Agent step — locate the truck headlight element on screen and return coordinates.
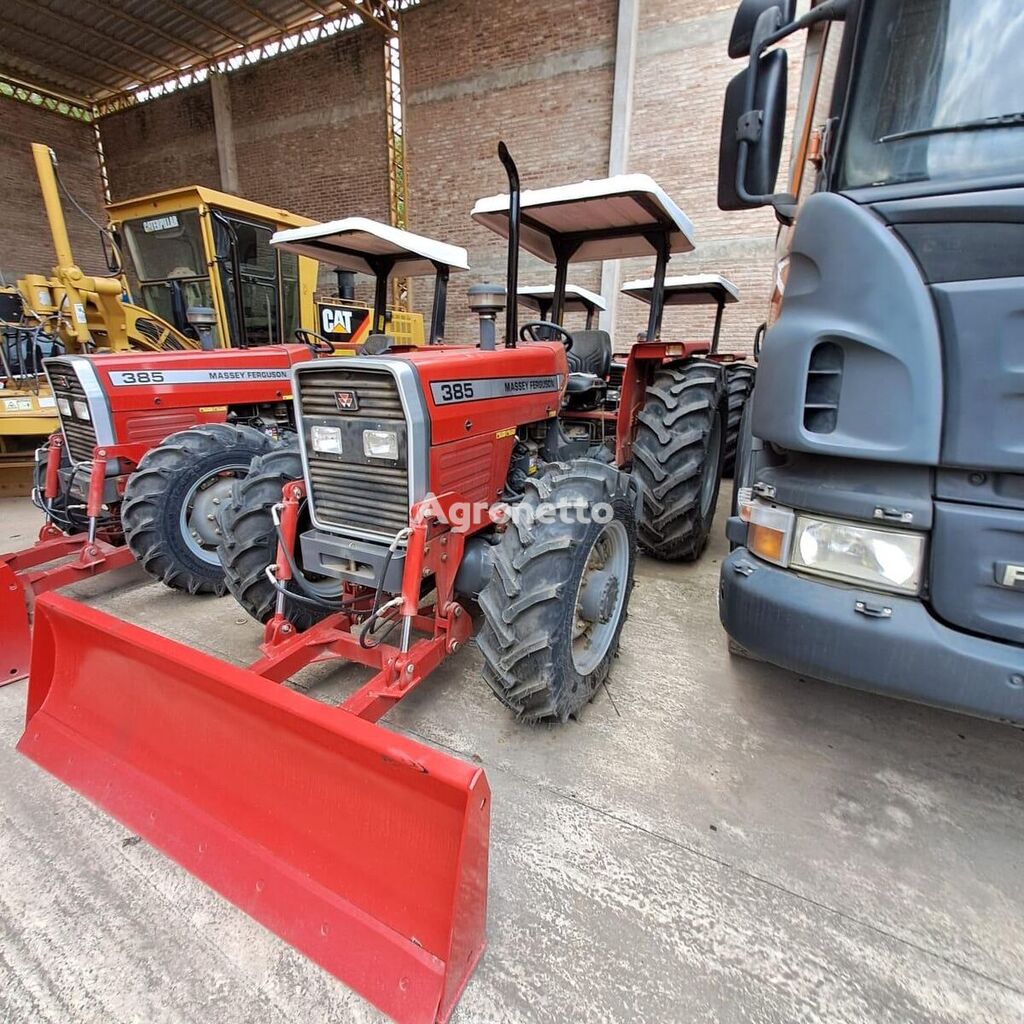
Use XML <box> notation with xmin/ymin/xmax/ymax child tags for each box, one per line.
<box><xmin>56</xmin><ymin>396</ymin><xmax>72</xmax><ymax>417</ymax></box>
<box><xmin>311</xmin><ymin>425</ymin><xmax>342</xmax><ymax>454</ymax></box>
<box><xmin>72</xmin><ymin>399</ymin><xmax>90</xmax><ymax>421</ymax></box>
<box><xmin>791</xmin><ymin>515</ymin><xmax>924</xmax><ymax>594</ymax></box>
<box><xmin>363</xmin><ymin>429</ymin><xmax>398</xmax><ymax>460</ymax></box>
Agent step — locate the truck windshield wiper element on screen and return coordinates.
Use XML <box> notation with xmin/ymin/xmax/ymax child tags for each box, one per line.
<box><xmin>879</xmin><ymin>111</ymin><xmax>1024</xmax><ymax>143</ymax></box>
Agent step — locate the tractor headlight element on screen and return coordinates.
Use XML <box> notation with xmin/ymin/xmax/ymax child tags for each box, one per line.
<box><xmin>72</xmin><ymin>399</ymin><xmax>90</xmax><ymax>421</ymax></box>
<box><xmin>362</xmin><ymin>429</ymin><xmax>398</xmax><ymax>460</ymax></box>
<box><xmin>56</xmin><ymin>396</ymin><xmax>72</xmax><ymax>417</ymax></box>
<box><xmin>791</xmin><ymin>515</ymin><xmax>924</xmax><ymax>594</ymax></box>
<box><xmin>311</xmin><ymin>425</ymin><xmax>343</xmax><ymax>454</ymax></box>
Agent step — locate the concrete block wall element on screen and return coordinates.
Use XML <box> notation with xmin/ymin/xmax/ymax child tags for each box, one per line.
<box><xmin>0</xmin><ymin>97</ymin><xmax>108</xmax><ymax>281</ymax></box>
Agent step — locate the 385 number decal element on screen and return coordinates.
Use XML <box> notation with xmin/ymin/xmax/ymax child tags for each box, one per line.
<box><xmin>116</xmin><ymin>370</ymin><xmax>165</xmax><ymax>385</ymax></box>
<box><xmin>438</xmin><ymin>381</ymin><xmax>475</xmax><ymax>402</ymax></box>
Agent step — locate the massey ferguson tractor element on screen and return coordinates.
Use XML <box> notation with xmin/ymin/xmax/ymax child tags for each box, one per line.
<box><xmin>619</xmin><ymin>273</ymin><xmax>754</xmax><ymax>476</ymax></box>
<box><xmin>16</xmin><ymin>144</ymin><xmax>643</xmax><ymax>1024</ymax></box>
<box><xmin>471</xmin><ymin>174</ymin><xmax>733</xmax><ymax>560</ymax></box>
<box><xmin>717</xmin><ymin>0</ymin><xmax>1023</xmax><ymax>721</ymax></box>
<box><xmin>1</xmin><ymin>203</ymin><xmax>436</xmax><ymax>684</ymax></box>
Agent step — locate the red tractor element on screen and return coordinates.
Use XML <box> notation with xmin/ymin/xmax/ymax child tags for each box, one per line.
<box><xmin>471</xmin><ymin>172</ymin><xmax>737</xmax><ymax>560</ymax></box>
<box><xmin>1</xmin><ymin>220</ymin><xmax>467</xmax><ymax>684</ymax></box>
<box><xmin>17</xmin><ymin>143</ymin><xmax>641</xmax><ymax>1024</ymax></box>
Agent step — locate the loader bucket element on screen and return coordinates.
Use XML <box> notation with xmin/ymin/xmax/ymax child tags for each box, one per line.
<box><xmin>18</xmin><ymin>593</ymin><xmax>490</xmax><ymax>1024</ymax></box>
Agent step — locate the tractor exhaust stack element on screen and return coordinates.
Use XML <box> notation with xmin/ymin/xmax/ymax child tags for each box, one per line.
<box><xmin>498</xmin><ymin>141</ymin><xmax>520</xmax><ymax>348</ymax></box>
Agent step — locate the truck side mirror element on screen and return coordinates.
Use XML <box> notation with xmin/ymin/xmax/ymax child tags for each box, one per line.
<box><xmin>728</xmin><ymin>0</ymin><xmax>796</xmax><ymax>58</ymax></box>
<box><xmin>717</xmin><ymin>48</ymin><xmax>788</xmax><ymax>212</ymax></box>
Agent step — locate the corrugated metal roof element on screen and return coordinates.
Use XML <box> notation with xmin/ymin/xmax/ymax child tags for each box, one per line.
<box><xmin>0</xmin><ymin>0</ymin><xmax>393</xmax><ymax>107</ymax></box>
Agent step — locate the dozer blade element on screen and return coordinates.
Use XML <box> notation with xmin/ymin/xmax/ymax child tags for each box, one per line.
<box><xmin>0</xmin><ymin>560</ymin><xmax>30</xmax><ymax>684</ymax></box>
<box><xmin>18</xmin><ymin>593</ymin><xmax>490</xmax><ymax>1024</ymax></box>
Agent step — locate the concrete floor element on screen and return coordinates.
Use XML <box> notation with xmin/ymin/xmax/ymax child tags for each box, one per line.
<box><xmin>1</xmin><ymin>489</ymin><xmax>1023</xmax><ymax>1024</ymax></box>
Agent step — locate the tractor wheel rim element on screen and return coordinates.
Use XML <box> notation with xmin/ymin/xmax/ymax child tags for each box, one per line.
<box><xmin>571</xmin><ymin>518</ymin><xmax>629</xmax><ymax>676</ymax></box>
<box><xmin>181</xmin><ymin>466</ymin><xmax>249</xmax><ymax>563</ymax></box>
<box><xmin>700</xmin><ymin>412</ymin><xmax>723</xmax><ymax>518</ymax></box>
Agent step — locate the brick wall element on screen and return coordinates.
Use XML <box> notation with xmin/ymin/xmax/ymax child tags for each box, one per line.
<box><xmin>403</xmin><ymin>0</ymin><xmax>618</xmax><ymax>344</ymax></box>
<box><xmin>0</xmin><ymin>97</ymin><xmax>108</xmax><ymax>281</ymax></box>
<box><xmin>400</xmin><ymin>0</ymin><xmax>806</xmax><ymax>351</ymax></box>
<box><xmin>84</xmin><ymin>1</ymin><xmax>803</xmax><ymax>350</ymax></box>
<box><xmin>100</xmin><ymin>88</ymin><xmax>220</xmax><ymax>202</ymax></box>
<box><xmin>228</xmin><ymin>28</ymin><xmax>390</xmax><ymax>226</ymax></box>
<box><xmin>98</xmin><ymin>27</ymin><xmax>388</xmax><ymax>223</ymax></box>
<box><xmin>616</xmin><ymin>0</ymin><xmax>805</xmax><ymax>353</ymax></box>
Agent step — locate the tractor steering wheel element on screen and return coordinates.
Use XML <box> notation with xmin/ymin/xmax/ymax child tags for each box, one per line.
<box><xmin>294</xmin><ymin>329</ymin><xmax>336</xmax><ymax>356</ymax></box>
<box><xmin>519</xmin><ymin>321</ymin><xmax>573</xmax><ymax>349</ymax></box>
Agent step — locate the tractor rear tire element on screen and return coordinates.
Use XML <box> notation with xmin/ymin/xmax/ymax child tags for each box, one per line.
<box><xmin>477</xmin><ymin>460</ymin><xmax>638</xmax><ymax>724</ymax></box>
<box><xmin>723</xmin><ymin>363</ymin><xmax>756</xmax><ymax>478</ymax></box>
<box><xmin>217</xmin><ymin>444</ymin><xmax>340</xmax><ymax>631</ymax></box>
<box><xmin>123</xmin><ymin>423</ymin><xmax>273</xmax><ymax>595</ymax></box>
<box><xmin>632</xmin><ymin>359</ymin><xmax>727</xmax><ymax>562</ymax></box>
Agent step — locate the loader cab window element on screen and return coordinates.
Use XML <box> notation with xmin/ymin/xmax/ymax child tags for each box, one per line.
<box><xmin>215</xmin><ymin>214</ymin><xmax>301</xmax><ymax>347</ymax></box>
<box><xmin>121</xmin><ymin>210</ymin><xmax>221</xmax><ymax>346</ymax></box>
<box><xmin>838</xmin><ymin>0</ymin><xmax>1024</xmax><ymax>190</ymax></box>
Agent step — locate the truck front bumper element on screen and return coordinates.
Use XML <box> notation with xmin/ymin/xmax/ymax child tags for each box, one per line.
<box><xmin>720</xmin><ymin>548</ymin><xmax>1024</xmax><ymax>725</ymax></box>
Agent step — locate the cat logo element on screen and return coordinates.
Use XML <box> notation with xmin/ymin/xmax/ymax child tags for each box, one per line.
<box><xmin>317</xmin><ymin>302</ymin><xmax>371</xmax><ymax>345</ymax></box>
<box><xmin>335</xmin><ymin>389</ymin><xmax>359</xmax><ymax>412</ymax></box>
<box><xmin>321</xmin><ymin>307</ymin><xmax>354</xmax><ymax>334</ymax></box>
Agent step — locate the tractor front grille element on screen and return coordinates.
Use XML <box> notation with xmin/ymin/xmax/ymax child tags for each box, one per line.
<box><xmin>45</xmin><ymin>358</ymin><xmax>98</xmax><ymax>464</ymax></box>
<box><xmin>297</xmin><ymin>365</ymin><xmax>411</xmax><ymax>537</ymax></box>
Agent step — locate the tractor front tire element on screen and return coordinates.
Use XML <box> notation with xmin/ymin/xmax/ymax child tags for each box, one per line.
<box><xmin>217</xmin><ymin>444</ymin><xmax>339</xmax><ymax>631</ymax></box>
<box><xmin>723</xmin><ymin>363</ymin><xmax>756</xmax><ymax>477</ymax></box>
<box><xmin>123</xmin><ymin>423</ymin><xmax>273</xmax><ymax>595</ymax></box>
<box><xmin>632</xmin><ymin>359</ymin><xmax>727</xmax><ymax>561</ymax></box>
<box><xmin>477</xmin><ymin>460</ymin><xmax>638</xmax><ymax>724</ymax></box>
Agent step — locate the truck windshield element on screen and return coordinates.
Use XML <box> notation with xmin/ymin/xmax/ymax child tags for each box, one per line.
<box><xmin>838</xmin><ymin>0</ymin><xmax>1024</xmax><ymax>189</ymax></box>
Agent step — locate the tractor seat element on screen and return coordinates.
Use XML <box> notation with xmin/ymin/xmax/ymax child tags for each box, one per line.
<box><xmin>360</xmin><ymin>333</ymin><xmax>393</xmax><ymax>355</ymax></box>
<box><xmin>566</xmin><ymin>329</ymin><xmax>612</xmax><ymax>379</ymax></box>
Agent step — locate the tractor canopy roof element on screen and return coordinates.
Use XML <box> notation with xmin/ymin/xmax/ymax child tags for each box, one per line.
<box><xmin>621</xmin><ymin>274</ymin><xmax>739</xmax><ymax>307</ymax></box>
<box><xmin>471</xmin><ymin>175</ymin><xmax>695</xmax><ymax>263</ymax></box>
<box><xmin>270</xmin><ymin>218</ymin><xmax>470</xmax><ymax>277</ymax></box>
<box><xmin>518</xmin><ymin>284</ymin><xmax>606</xmax><ymax>314</ymax></box>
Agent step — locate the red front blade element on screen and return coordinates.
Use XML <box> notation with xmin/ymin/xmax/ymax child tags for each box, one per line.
<box><xmin>18</xmin><ymin>593</ymin><xmax>489</xmax><ymax>1024</ymax></box>
<box><xmin>0</xmin><ymin>559</ymin><xmax>30</xmax><ymax>684</ymax></box>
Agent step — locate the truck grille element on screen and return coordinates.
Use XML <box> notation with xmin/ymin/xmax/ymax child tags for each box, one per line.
<box><xmin>45</xmin><ymin>358</ymin><xmax>98</xmax><ymax>464</ymax></box>
<box><xmin>297</xmin><ymin>366</ymin><xmax>411</xmax><ymax>536</ymax></box>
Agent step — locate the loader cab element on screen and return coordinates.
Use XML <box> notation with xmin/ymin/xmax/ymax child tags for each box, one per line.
<box><xmin>620</xmin><ymin>275</ymin><xmax>739</xmax><ymax>353</ymax></box>
<box><xmin>270</xmin><ymin>217</ymin><xmax>469</xmax><ymax>351</ymax></box>
<box><xmin>108</xmin><ymin>187</ymin><xmax>319</xmax><ymax>350</ymax></box>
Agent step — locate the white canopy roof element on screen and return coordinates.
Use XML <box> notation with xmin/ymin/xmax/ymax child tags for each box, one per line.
<box><xmin>621</xmin><ymin>274</ymin><xmax>740</xmax><ymax>307</ymax></box>
<box><xmin>271</xmin><ymin>217</ymin><xmax>469</xmax><ymax>276</ymax></box>
<box><xmin>471</xmin><ymin>175</ymin><xmax>696</xmax><ymax>264</ymax></box>
<box><xmin>517</xmin><ymin>284</ymin><xmax>606</xmax><ymax>313</ymax></box>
